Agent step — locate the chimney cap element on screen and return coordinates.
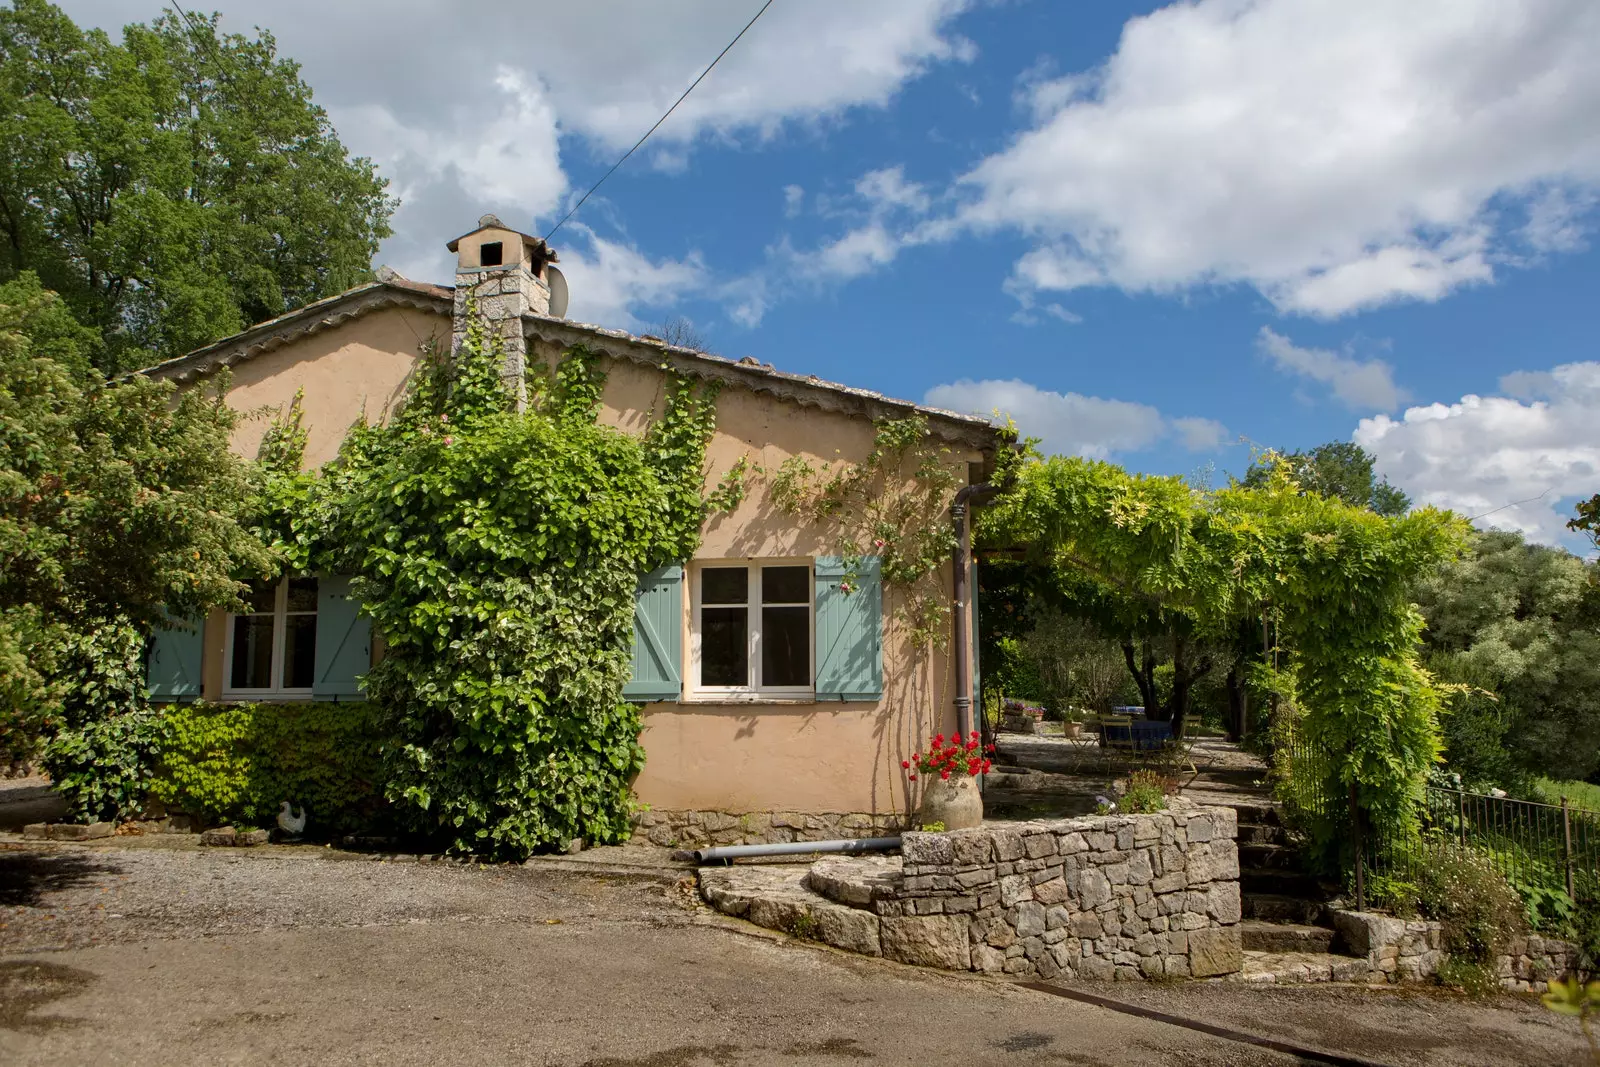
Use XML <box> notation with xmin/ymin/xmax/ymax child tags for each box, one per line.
<box><xmin>446</xmin><ymin>217</ymin><xmax>559</xmax><ymax>262</ymax></box>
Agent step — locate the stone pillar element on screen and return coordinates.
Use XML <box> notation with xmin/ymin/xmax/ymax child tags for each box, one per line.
<box><xmin>451</xmin><ymin>215</ymin><xmax>552</xmax><ymax>411</ymax></box>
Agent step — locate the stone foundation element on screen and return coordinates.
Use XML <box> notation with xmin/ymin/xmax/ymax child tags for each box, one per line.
<box><xmin>1331</xmin><ymin>910</ymin><xmax>1579</xmax><ymax>991</ymax></box>
<box><xmin>631</xmin><ymin>808</ymin><xmax>906</xmax><ymax>849</ymax></box>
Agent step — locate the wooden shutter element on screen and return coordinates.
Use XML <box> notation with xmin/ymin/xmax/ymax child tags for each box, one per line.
<box><xmin>625</xmin><ymin>564</ymin><xmax>684</xmax><ymax>701</ymax></box>
<box><xmin>814</xmin><ymin>555</ymin><xmax>883</xmax><ymax>701</ymax></box>
<box><xmin>313</xmin><ymin>576</ymin><xmax>371</xmax><ymax>700</ymax></box>
<box><xmin>147</xmin><ymin>617</ymin><xmax>204</xmax><ymax>701</ymax></box>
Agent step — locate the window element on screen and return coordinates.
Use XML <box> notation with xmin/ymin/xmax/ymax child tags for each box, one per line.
<box><xmin>691</xmin><ymin>561</ymin><xmax>812</xmax><ymax>696</ymax></box>
<box><xmin>478</xmin><ymin>240</ymin><xmax>503</xmax><ymax>267</ymax></box>
<box><xmin>224</xmin><ymin>577</ymin><xmax>318</xmax><ymax>697</ymax></box>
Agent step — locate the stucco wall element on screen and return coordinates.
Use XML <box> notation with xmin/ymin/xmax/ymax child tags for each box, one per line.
<box><xmin>222</xmin><ymin>306</ymin><xmax>445</xmax><ymax>468</ymax></box>
<box><xmin>194</xmin><ymin>318</ymin><xmax>981</xmax><ymax>816</ymax></box>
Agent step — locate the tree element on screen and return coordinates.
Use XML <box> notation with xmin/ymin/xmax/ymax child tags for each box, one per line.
<box><xmin>1243</xmin><ymin>441</ymin><xmax>1410</xmax><ymax>516</ymax></box>
<box><xmin>1416</xmin><ymin>529</ymin><xmax>1600</xmax><ymax>786</ymax></box>
<box><xmin>0</xmin><ymin>0</ymin><xmax>394</xmax><ymax>375</ymax></box>
<box><xmin>1571</xmin><ymin>495</ymin><xmax>1600</xmax><ymax>551</ymax></box>
<box><xmin>645</xmin><ymin>315</ymin><xmax>710</xmax><ymax>352</ymax></box>
<box><xmin>0</xmin><ymin>273</ymin><xmax>269</xmax><ymax>786</ymax></box>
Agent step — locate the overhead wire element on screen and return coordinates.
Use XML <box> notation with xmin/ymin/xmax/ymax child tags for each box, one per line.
<box><xmin>542</xmin><ymin>0</ymin><xmax>776</xmax><ymax>242</ymax></box>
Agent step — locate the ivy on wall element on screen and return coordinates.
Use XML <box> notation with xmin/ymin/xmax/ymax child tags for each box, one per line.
<box><xmin>770</xmin><ymin>415</ymin><xmax>965</xmax><ymax>647</ymax></box>
<box><xmin>257</xmin><ymin>312</ymin><xmax>723</xmax><ymax>859</ymax></box>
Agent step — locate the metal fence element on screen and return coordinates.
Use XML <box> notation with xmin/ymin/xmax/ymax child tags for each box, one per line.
<box><xmin>1271</xmin><ymin>721</ymin><xmax>1600</xmax><ymax>908</ymax></box>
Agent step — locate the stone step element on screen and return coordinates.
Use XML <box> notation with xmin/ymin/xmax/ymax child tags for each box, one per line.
<box><xmin>699</xmin><ymin>865</ymin><xmax>883</xmax><ymax>957</ymax></box>
<box><xmin>1229</xmin><ymin>801</ymin><xmax>1281</xmax><ymax>826</ymax></box>
<box><xmin>1239</xmin><ymin>866</ymin><xmax>1320</xmax><ymax>897</ymax></box>
<box><xmin>1238</xmin><ymin>920</ymin><xmax>1343</xmax><ymax>954</ymax></box>
<box><xmin>803</xmin><ymin>855</ymin><xmax>903</xmax><ymax>910</ymax></box>
<box><xmin>1241</xmin><ymin>893</ymin><xmax>1325</xmax><ymax>924</ymax></box>
<box><xmin>1230</xmin><ymin>949</ymin><xmax>1373</xmax><ymax>985</ymax></box>
<box><xmin>1235</xmin><ymin>821</ymin><xmax>1285</xmax><ymax>846</ymax></box>
<box><xmin>1238</xmin><ymin>841</ymin><xmax>1298</xmax><ymax>869</ymax></box>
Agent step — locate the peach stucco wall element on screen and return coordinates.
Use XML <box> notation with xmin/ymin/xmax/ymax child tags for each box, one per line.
<box><xmin>196</xmin><ymin>315</ymin><xmax>980</xmax><ymax>817</ymax></box>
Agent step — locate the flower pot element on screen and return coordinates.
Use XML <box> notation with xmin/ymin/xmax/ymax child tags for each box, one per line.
<box><xmin>1065</xmin><ymin>722</ymin><xmax>1082</xmax><ymax>739</ymax></box>
<box><xmin>918</xmin><ymin>774</ymin><xmax>984</xmax><ymax>830</ymax></box>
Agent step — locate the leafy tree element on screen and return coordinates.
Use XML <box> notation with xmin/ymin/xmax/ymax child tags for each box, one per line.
<box><xmin>1571</xmin><ymin>494</ymin><xmax>1600</xmax><ymax>551</ymax></box>
<box><xmin>1416</xmin><ymin>529</ymin><xmax>1600</xmax><ymax>786</ymax></box>
<box><xmin>1243</xmin><ymin>441</ymin><xmax>1410</xmax><ymax>516</ymax></box>
<box><xmin>0</xmin><ymin>0</ymin><xmax>393</xmax><ymax>375</ymax></box>
<box><xmin>982</xmin><ymin>455</ymin><xmax>1463</xmax><ymax>863</ymax></box>
<box><xmin>0</xmin><ymin>272</ymin><xmax>269</xmax><ymax>797</ymax></box>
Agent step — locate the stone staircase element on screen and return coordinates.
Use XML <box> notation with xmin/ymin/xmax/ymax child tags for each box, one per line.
<box><xmin>1230</xmin><ymin>801</ymin><xmax>1367</xmax><ymax>983</ymax></box>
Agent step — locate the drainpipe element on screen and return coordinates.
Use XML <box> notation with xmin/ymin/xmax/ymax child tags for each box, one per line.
<box><xmin>951</xmin><ymin>482</ymin><xmax>997</xmax><ymax>742</ymax></box>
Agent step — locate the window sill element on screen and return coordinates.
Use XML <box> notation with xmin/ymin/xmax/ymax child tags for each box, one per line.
<box><xmin>680</xmin><ymin>693</ymin><xmax>819</xmax><ymax>706</ymax></box>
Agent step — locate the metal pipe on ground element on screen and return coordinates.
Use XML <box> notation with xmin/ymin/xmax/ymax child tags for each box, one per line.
<box><xmin>682</xmin><ymin>837</ymin><xmax>902</xmax><ymax>865</ymax></box>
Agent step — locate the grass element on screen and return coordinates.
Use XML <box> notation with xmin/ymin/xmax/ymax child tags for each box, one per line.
<box><xmin>1533</xmin><ymin>778</ymin><xmax>1600</xmax><ymax>815</ymax></box>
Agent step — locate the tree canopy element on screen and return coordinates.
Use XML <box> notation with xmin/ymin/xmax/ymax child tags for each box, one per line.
<box><xmin>1416</xmin><ymin>529</ymin><xmax>1600</xmax><ymax>787</ymax></box>
<box><xmin>1243</xmin><ymin>441</ymin><xmax>1410</xmax><ymax>517</ymax></box>
<box><xmin>0</xmin><ymin>0</ymin><xmax>393</xmax><ymax>375</ymax></box>
<box><xmin>981</xmin><ymin>452</ymin><xmax>1464</xmax><ymax>857</ymax></box>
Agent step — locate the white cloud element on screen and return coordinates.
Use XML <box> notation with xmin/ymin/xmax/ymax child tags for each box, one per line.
<box><xmin>554</xmin><ymin>227</ymin><xmax>707</xmax><ymax>332</ymax></box>
<box><xmin>58</xmin><ymin>0</ymin><xmax>975</xmax><ymax>325</ymax></box>
<box><xmin>957</xmin><ymin>0</ymin><xmax>1600</xmax><ymax>316</ymax></box>
<box><xmin>923</xmin><ymin>379</ymin><xmax>1228</xmax><ymax>459</ymax></box>
<box><xmin>1355</xmin><ymin>361</ymin><xmax>1600</xmax><ymax>546</ymax></box>
<box><xmin>1256</xmin><ymin>327</ymin><xmax>1407</xmax><ymax>411</ymax></box>
<box><xmin>855</xmin><ymin>166</ymin><xmax>932</xmax><ymax>215</ymax></box>
<box><xmin>783</xmin><ymin>184</ymin><xmax>805</xmax><ymax>217</ymax></box>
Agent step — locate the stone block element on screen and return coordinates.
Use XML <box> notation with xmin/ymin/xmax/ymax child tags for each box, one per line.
<box><xmin>1015</xmin><ymin>901</ymin><xmax>1047</xmax><ymax>939</ymax></box>
<box><xmin>1034</xmin><ymin>878</ymin><xmax>1070</xmax><ymax>906</ymax></box>
<box><xmin>814</xmin><ymin>905</ymin><xmax>882</xmax><ymax>957</ymax></box>
<box><xmin>881</xmin><ymin>916</ymin><xmax>972</xmax><ymax>970</ymax></box>
<box><xmin>1024</xmin><ymin>833</ymin><xmax>1059</xmax><ymax>859</ymax></box>
<box><xmin>999</xmin><ymin>874</ymin><xmax>1032</xmax><ymax>906</ymax></box>
<box><xmin>1187</xmin><ymin>815</ymin><xmax>1213</xmax><ymax>843</ymax></box>
<box><xmin>1153</xmin><ymin>872</ymin><xmax>1187</xmax><ymax>894</ymax></box>
<box><xmin>200</xmin><ymin>826</ymin><xmax>237</xmax><ymax>847</ymax></box>
<box><xmin>986</xmin><ymin>921</ymin><xmax>1017</xmax><ymax>948</ymax></box>
<box><xmin>1079</xmin><ymin>957</ymin><xmax>1116</xmax><ymax>981</ymax></box>
<box><xmin>1023</xmin><ymin>935</ymin><xmax>1048</xmax><ymax>960</ymax></box>
<box><xmin>1330</xmin><ymin>910</ymin><xmax>1408</xmax><ymax>958</ymax></box>
<box><xmin>1188</xmin><ymin>926</ymin><xmax>1243</xmax><ymax>978</ymax></box>
<box><xmin>1079</xmin><ymin>869</ymin><xmax>1112</xmax><ymax>910</ymax></box>
<box><xmin>991</xmin><ymin>829</ymin><xmax>1026</xmax><ymax>862</ymax></box>
<box><xmin>1208</xmin><ymin>882</ymin><xmax>1241</xmax><ymax>924</ymax></box>
<box><xmin>951</xmin><ymin>832</ymin><xmax>993</xmax><ymax>867</ymax></box>
<box><xmin>901</xmin><ymin>832</ymin><xmax>955</xmax><ymax>867</ymax></box>
<box><xmin>1046</xmin><ymin>905</ymin><xmax>1071</xmax><ymax>931</ymax></box>
<box><xmin>22</xmin><ymin>823</ymin><xmax>48</xmax><ymax>840</ymax></box>
<box><xmin>236</xmin><ymin>829</ymin><xmax>270</xmax><ymax>847</ymax></box>
<box><xmin>1072</xmin><ymin>913</ymin><xmax>1103</xmax><ymax>939</ymax></box>
<box><xmin>1127</xmin><ymin>851</ymin><xmax>1154</xmax><ymax>886</ymax></box>
<box><xmin>1057</xmin><ymin>832</ymin><xmax>1088</xmax><ymax>855</ymax></box>
<box><xmin>971</xmin><ymin>945</ymin><xmax>1007</xmax><ymax>974</ymax></box>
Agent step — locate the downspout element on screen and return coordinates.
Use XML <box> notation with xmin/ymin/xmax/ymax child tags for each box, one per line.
<box><xmin>951</xmin><ymin>482</ymin><xmax>998</xmax><ymax>742</ymax></box>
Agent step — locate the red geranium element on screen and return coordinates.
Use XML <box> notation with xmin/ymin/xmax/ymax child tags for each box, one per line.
<box><xmin>905</xmin><ymin>730</ymin><xmax>992</xmax><ymax>781</ymax></box>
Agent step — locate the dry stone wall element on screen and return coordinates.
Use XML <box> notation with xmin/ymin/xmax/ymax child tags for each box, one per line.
<box><xmin>876</xmin><ymin>807</ymin><xmax>1242</xmax><ymax>980</ymax></box>
<box><xmin>631</xmin><ymin>809</ymin><xmax>904</xmax><ymax>849</ymax></box>
<box><xmin>1331</xmin><ymin>910</ymin><xmax>1578</xmax><ymax>992</ymax></box>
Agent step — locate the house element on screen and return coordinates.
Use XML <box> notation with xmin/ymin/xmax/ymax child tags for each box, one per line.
<box><xmin>142</xmin><ymin>215</ymin><xmax>1004</xmax><ymax>844</ymax></box>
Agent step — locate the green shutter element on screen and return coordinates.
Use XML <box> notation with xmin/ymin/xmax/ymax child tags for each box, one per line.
<box><xmin>148</xmin><ymin>617</ymin><xmax>205</xmax><ymax>701</ymax></box>
<box><xmin>814</xmin><ymin>555</ymin><xmax>883</xmax><ymax>701</ymax></box>
<box><xmin>313</xmin><ymin>576</ymin><xmax>371</xmax><ymax>700</ymax></box>
<box><xmin>625</xmin><ymin>564</ymin><xmax>684</xmax><ymax>701</ymax></box>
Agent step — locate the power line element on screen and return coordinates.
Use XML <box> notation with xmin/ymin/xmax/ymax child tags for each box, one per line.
<box><xmin>1468</xmin><ymin>488</ymin><xmax>1553</xmax><ymax>522</ymax></box>
<box><xmin>542</xmin><ymin>0</ymin><xmax>776</xmax><ymax>243</ymax></box>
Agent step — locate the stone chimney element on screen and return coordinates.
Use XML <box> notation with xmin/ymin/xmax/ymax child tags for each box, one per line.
<box><xmin>447</xmin><ymin>214</ymin><xmax>559</xmax><ymax>405</ymax></box>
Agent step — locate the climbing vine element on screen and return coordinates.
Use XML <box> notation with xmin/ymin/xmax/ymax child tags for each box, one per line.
<box><xmin>253</xmin><ymin>310</ymin><xmax>723</xmax><ymax>859</ymax></box>
<box><xmin>980</xmin><ymin>454</ymin><xmax>1465</xmax><ymax>864</ymax></box>
<box><xmin>770</xmin><ymin>415</ymin><xmax>965</xmax><ymax>647</ymax></box>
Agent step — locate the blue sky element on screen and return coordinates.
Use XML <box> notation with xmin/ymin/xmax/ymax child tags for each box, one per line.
<box><xmin>62</xmin><ymin>0</ymin><xmax>1600</xmax><ymax>548</ymax></box>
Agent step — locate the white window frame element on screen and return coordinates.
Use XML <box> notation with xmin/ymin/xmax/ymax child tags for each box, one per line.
<box><xmin>221</xmin><ymin>576</ymin><xmax>317</xmax><ymax>700</ymax></box>
<box><xmin>689</xmin><ymin>559</ymin><xmax>814</xmax><ymax>699</ymax></box>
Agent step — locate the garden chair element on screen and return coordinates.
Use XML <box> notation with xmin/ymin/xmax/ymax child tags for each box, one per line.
<box><xmin>1098</xmin><ymin>713</ymin><xmax>1137</xmax><ymax>772</ymax></box>
<box><xmin>1163</xmin><ymin>716</ymin><xmax>1210</xmax><ymax>788</ymax></box>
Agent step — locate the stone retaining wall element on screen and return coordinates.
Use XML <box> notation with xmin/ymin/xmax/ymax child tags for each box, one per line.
<box><xmin>630</xmin><ymin>809</ymin><xmax>905</xmax><ymax>849</ymax></box>
<box><xmin>880</xmin><ymin>807</ymin><xmax>1242</xmax><ymax>981</ymax></box>
<box><xmin>1331</xmin><ymin>910</ymin><xmax>1578</xmax><ymax>991</ymax></box>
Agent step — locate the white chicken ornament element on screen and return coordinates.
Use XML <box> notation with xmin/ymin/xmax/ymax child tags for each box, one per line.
<box><xmin>277</xmin><ymin>801</ymin><xmax>308</xmax><ymax>838</ymax></box>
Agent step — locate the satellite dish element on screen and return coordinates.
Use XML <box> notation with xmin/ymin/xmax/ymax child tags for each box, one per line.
<box><xmin>546</xmin><ymin>265</ymin><xmax>569</xmax><ymax>319</ymax></box>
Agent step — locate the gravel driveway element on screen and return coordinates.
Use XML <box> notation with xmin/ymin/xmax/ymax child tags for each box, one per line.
<box><xmin>0</xmin><ymin>832</ymin><xmax>1591</xmax><ymax>1066</ymax></box>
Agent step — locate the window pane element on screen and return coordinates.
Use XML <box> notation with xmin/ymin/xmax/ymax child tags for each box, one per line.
<box><xmin>701</xmin><ymin>607</ymin><xmax>748</xmax><ymax>686</ymax></box>
<box><xmin>286</xmin><ymin>576</ymin><xmax>318</xmax><ymax>613</ymax></box>
<box><xmin>243</xmin><ymin>580</ymin><xmax>276</xmax><ymax>613</ymax></box>
<box><xmin>230</xmin><ymin>615</ymin><xmax>275</xmax><ymax>689</ymax></box>
<box><xmin>701</xmin><ymin>567</ymin><xmax>748</xmax><ymax>605</ymax></box>
<box><xmin>282</xmin><ymin>613</ymin><xmax>318</xmax><ymax>689</ymax></box>
<box><xmin>762</xmin><ymin>606</ymin><xmax>811</xmax><ymax>687</ymax></box>
<box><xmin>761</xmin><ymin>566</ymin><xmax>809</xmax><ymax>605</ymax></box>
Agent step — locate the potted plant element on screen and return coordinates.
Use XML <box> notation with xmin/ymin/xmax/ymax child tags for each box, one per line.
<box><xmin>903</xmin><ymin>731</ymin><xmax>994</xmax><ymax>830</ymax></box>
<box><xmin>1063</xmin><ymin>710</ymin><xmax>1083</xmax><ymax>739</ymax></box>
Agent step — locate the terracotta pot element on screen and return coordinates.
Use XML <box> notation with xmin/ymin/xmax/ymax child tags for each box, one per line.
<box><xmin>918</xmin><ymin>774</ymin><xmax>984</xmax><ymax>830</ymax></box>
<box><xmin>1065</xmin><ymin>722</ymin><xmax>1082</xmax><ymax>739</ymax></box>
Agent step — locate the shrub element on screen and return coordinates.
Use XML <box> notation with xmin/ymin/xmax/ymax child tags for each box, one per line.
<box><xmin>1122</xmin><ymin>769</ymin><xmax>1171</xmax><ymax>814</ymax></box>
<box><xmin>1414</xmin><ymin>844</ymin><xmax>1525</xmax><ymax>964</ymax></box>
<box><xmin>45</xmin><ymin>706</ymin><xmax>170</xmax><ymax>823</ymax></box>
<box><xmin>150</xmin><ymin>701</ymin><xmax>385</xmax><ymax>834</ymax></box>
